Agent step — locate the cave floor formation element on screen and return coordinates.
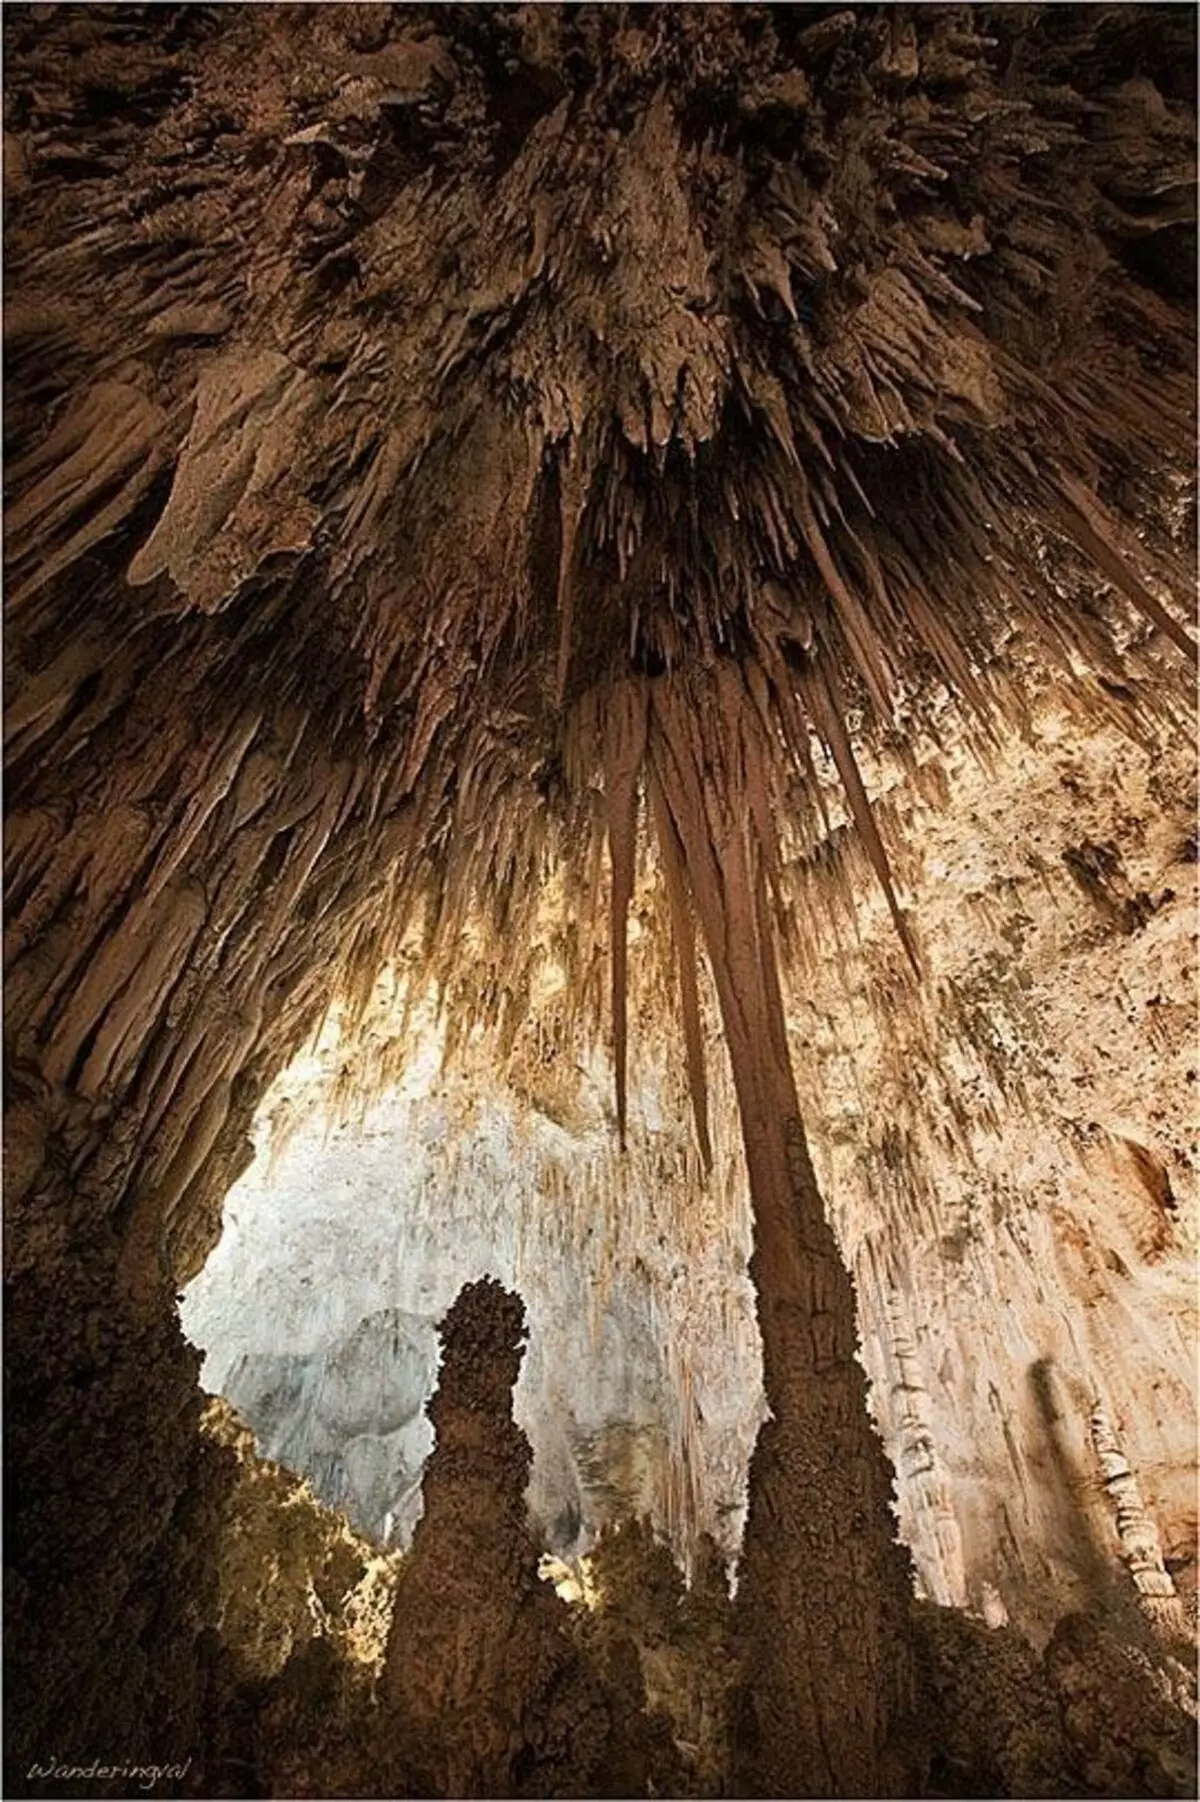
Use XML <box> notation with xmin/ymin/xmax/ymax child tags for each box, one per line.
<box><xmin>4</xmin><ymin>2</ymin><xmax>1198</xmax><ymax>1798</ymax></box>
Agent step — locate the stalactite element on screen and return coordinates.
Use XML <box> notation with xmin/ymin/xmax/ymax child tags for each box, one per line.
<box><xmin>646</xmin><ymin>766</ymin><xmax>713</xmax><ymax>1175</ymax></box>
<box><xmin>799</xmin><ymin>655</ymin><xmax>921</xmax><ymax>973</ymax></box>
<box><xmin>6</xmin><ymin>382</ymin><xmax>173</xmax><ymax>612</ymax></box>
<box><xmin>601</xmin><ymin>680</ymin><xmax>650</xmax><ymax>1152</ymax></box>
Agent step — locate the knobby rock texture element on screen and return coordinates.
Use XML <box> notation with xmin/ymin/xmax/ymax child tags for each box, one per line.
<box><xmin>378</xmin><ymin>1278</ymin><xmax>637</xmax><ymax>1798</ymax></box>
<box><xmin>3</xmin><ymin>3</ymin><xmax>1196</xmax><ymax>1798</ymax></box>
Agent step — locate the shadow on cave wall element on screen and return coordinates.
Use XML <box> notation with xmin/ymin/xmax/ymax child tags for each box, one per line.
<box><xmin>1028</xmin><ymin>1354</ymin><xmax>1119</xmax><ymax>1612</ymax></box>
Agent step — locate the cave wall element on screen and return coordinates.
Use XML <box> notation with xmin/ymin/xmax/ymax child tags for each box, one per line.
<box><xmin>187</xmin><ymin>681</ymin><xmax>1197</xmax><ymax>1651</ymax></box>
<box><xmin>802</xmin><ymin>691</ymin><xmax>1198</xmax><ymax>1638</ymax></box>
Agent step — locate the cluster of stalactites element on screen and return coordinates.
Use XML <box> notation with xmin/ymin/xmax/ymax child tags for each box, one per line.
<box><xmin>3</xmin><ymin>4</ymin><xmax>1194</xmax><ymax>1176</ymax></box>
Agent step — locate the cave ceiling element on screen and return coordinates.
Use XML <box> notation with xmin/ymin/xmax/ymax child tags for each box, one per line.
<box><xmin>5</xmin><ymin>3</ymin><xmax>1195</xmax><ymax>1155</ymax></box>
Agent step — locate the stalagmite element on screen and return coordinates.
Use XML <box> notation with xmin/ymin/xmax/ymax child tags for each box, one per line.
<box><xmin>1091</xmin><ymin>1404</ymin><xmax>1189</xmax><ymax>1644</ymax></box>
<box><xmin>378</xmin><ymin>1279</ymin><xmax>618</xmax><ymax>1798</ymax></box>
<box><xmin>646</xmin><ymin>665</ymin><xmax>918</xmax><ymax>1795</ymax></box>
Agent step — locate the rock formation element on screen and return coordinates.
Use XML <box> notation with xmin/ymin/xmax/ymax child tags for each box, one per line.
<box><xmin>579</xmin><ymin>1520</ymin><xmax>739</xmax><ymax>1798</ymax></box>
<box><xmin>185</xmin><ymin>681</ymin><xmax>1197</xmax><ymax>1652</ymax></box>
<box><xmin>4</xmin><ymin>4</ymin><xmax>1196</xmax><ymax>1798</ymax></box>
<box><xmin>200</xmin><ymin>1396</ymin><xmax>395</xmax><ymax>1685</ymax></box>
<box><xmin>377</xmin><ymin>1278</ymin><xmax>617</xmax><ymax>1798</ymax></box>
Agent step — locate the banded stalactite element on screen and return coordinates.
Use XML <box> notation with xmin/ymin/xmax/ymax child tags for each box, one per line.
<box><xmin>4</xmin><ymin>4</ymin><xmax>1194</xmax><ymax>1795</ymax></box>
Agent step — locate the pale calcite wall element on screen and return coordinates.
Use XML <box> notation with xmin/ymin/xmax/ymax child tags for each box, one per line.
<box><xmin>791</xmin><ymin>694</ymin><xmax>1197</xmax><ymax>1639</ymax></box>
<box><xmin>182</xmin><ymin>1019</ymin><xmax>764</xmax><ymax>1566</ymax></box>
<box><xmin>184</xmin><ymin>690</ymin><xmax>1196</xmax><ymax>1641</ymax></box>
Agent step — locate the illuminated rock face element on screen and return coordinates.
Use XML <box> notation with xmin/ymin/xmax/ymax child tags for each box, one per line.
<box><xmin>187</xmin><ymin>689</ymin><xmax>1197</xmax><ymax>1644</ymax></box>
<box><xmin>802</xmin><ymin>696</ymin><xmax>1198</xmax><ymax>1642</ymax></box>
<box><xmin>183</xmin><ymin>1049</ymin><xmax>764</xmax><ymax>1564</ymax></box>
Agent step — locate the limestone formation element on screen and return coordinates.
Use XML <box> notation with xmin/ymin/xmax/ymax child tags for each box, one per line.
<box><xmin>377</xmin><ymin>1278</ymin><xmax>615</xmax><ymax>1798</ymax></box>
<box><xmin>4</xmin><ymin>4</ymin><xmax>1195</xmax><ymax>1798</ymax></box>
<box><xmin>184</xmin><ymin>681</ymin><xmax>1197</xmax><ymax>1657</ymax></box>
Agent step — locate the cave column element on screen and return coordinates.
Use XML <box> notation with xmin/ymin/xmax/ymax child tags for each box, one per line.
<box><xmin>647</xmin><ymin>667</ymin><xmax>918</xmax><ymax>1798</ymax></box>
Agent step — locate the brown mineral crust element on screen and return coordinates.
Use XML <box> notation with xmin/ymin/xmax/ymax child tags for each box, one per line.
<box><xmin>914</xmin><ymin>1601</ymin><xmax>1078</xmax><ymax>1798</ymax></box>
<box><xmin>1043</xmin><ymin>1612</ymin><xmax>1199</xmax><ymax>1800</ymax></box>
<box><xmin>914</xmin><ymin>1598</ymin><xmax>1199</xmax><ymax>1801</ymax></box>
<box><xmin>4</xmin><ymin>1238</ymin><xmax>237</xmax><ymax>1795</ymax></box>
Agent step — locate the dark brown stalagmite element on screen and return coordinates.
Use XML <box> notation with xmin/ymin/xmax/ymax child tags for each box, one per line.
<box><xmin>378</xmin><ymin>1279</ymin><xmax>613</xmax><ymax>1798</ymax></box>
<box><xmin>648</xmin><ymin>665</ymin><xmax>918</xmax><ymax>1797</ymax></box>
